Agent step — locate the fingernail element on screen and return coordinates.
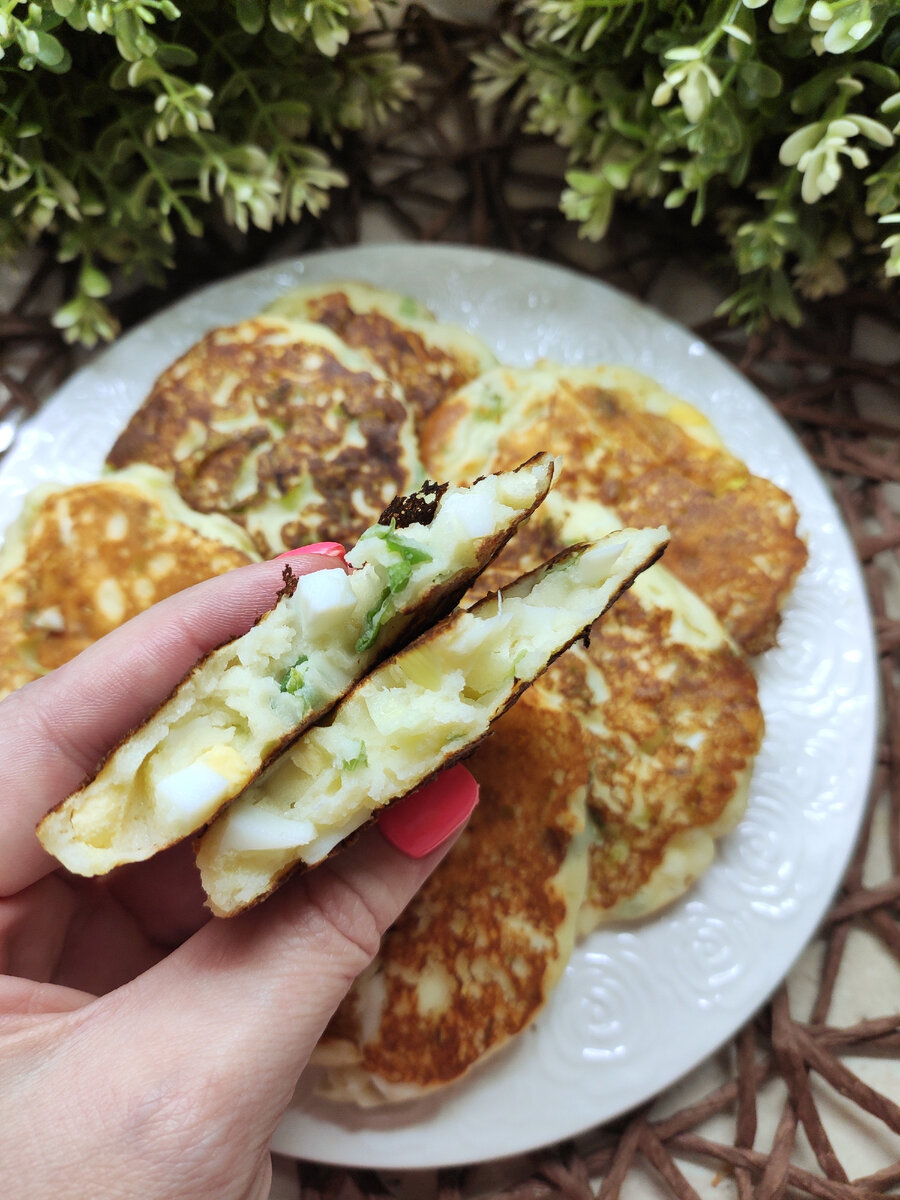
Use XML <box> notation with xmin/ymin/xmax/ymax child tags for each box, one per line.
<box><xmin>275</xmin><ymin>542</ymin><xmax>346</xmax><ymax>561</ymax></box>
<box><xmin>378</xmin><ymin>764</ymin><xmax>479</xmax><ymax>859</ymax></box>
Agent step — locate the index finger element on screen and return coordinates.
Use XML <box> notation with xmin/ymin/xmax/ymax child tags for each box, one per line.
<box><xmin>0</xmin><ymin>556</ymin><xmax>334</xmax><ymax>896</ymax></box>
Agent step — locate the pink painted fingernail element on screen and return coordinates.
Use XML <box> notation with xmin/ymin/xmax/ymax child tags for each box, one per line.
<box><xmin>378</xmin><ymin>764</ymin><xmax>479</xmax><ymax>859</ymax></box>
<box><xmin>275</xmin><ymin>542</ymin><xmax>346</xmax><ymax>561</ymax></box>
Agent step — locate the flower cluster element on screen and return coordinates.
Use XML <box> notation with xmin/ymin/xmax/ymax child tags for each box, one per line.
<box><xmin>779</xmin><ymin>114</ymin><xmax>892</xmax><ymax>203</ymax></box>
<box><xmin>0</xmin><ymin>0</ymin><xmax>417</xmax><ymax>344</ymax></box>
<box><xmin>473</xmin><ymin>0</ymin><xmax>900</xmax><ymax>327</ymax></box>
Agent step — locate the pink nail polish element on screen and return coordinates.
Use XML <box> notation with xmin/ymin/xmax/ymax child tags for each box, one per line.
<box><xmin>275</xmin><ymin>541</ymin><xmax>346</xmax><ymax>561</ymax></box>
<box><xmin>378</xmin><ymin>764</ymin><xmax>479</xmax><ymax>859</ymax></box>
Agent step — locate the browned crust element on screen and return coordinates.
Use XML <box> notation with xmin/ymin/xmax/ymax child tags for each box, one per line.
<box><xmin>276</xmin><ymin>563</ymin><xmax>298</xmax><ymax>600</ymax></box>
<box><xmin>302</xmin><ymin>288</ymin><xmax>482</xmax><ymax>424</ymax></box>
<box><xmin>378</xmin><ymin>480</ymin><xmax>449</xmax><ymax>528</ymax></box>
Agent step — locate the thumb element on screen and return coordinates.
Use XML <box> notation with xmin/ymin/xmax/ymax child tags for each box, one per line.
<box><xmin>70</xmin><ymin>770</ymin><xmax>477</xmax><ymax>1169</ymax></box>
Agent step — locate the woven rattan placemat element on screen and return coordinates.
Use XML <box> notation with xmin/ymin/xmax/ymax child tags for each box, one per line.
<box><xmin>3</xmin><ymin>11</ymin><xmax>899</xmax><ymax>1197</ymax></box>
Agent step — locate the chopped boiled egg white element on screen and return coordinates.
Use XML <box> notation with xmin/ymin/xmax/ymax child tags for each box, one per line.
<box><xmin>217</xmin><ymin>806</ymin><xmax>317</xmax><ymax>854</ymax></box>
<box><xmin>295</xmin><ymin>567</ymin><xmax>357</xmax><ymax>639</ymax></box>
<box><xmin>577</xmin><ymin>541</ymin><xmax>626</xmax><ymax>585</ymax></box>
<box><xmin>435</xmin><ymin>489</ymin><xmax>501</xmax><ymax>539</ymax></box>
<box><xmin>155</xmin><ymin>745</ymin><xmax>246</xmax><ymax>827</ymax></box>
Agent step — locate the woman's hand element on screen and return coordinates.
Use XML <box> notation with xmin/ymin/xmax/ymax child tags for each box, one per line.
<box><xmin>0</xmin><ymin>555</ymin><xmax>473</xmax><ymax>1200</ymax></box>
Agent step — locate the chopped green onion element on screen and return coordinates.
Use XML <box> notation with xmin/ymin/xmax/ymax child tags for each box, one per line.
<box><xmin>280</xmin><ymin>654</ymin><xmax>309</xmax><ymax>695</ymax></box>
<box><xmin>354</xmin><ymin>521</ymin><xmax>434</xmax><ymax>652</ymax></box>
<box><xmin>340</xmin><ymin>741</ymin><xmax>368</xmax><ymax>771</ymax></box>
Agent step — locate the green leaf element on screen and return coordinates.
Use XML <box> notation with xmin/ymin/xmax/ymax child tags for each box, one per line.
<box><xmin>738</xmin><ymin>61</ymin><xmax>782</xmax><ymax>101</ymax></box>
<box><xmin>855</xmin><ymin>62</ymin><xmax>900</xmax><ymax>91</ymax></box>
<box><xmin>772</xmin><ymin>0</ymin><xmax>805</xmax><ymax>23</ymax></box>
<box><xmin>154</xmin><ymin>42</ymin><xmax>199</xmax><ymax>69</ymax></box>
<box><xmin>30</xmin><ymin>29</ymin><xmax>65</xmax><ymax>67</ymax></box>
<box><xmin>79</xmin><ymin>265</ymin><xmax>111</xmax><ymax>298</ymax></box>
<box><xmin>236</xmin><ymin>0</ymin><xmax>265</xmax><ymax>35</ymax></box>
<box><xmin>791</xmin><ymin>67</ymin><xmax>845</xmax><ymax>114</ymax></box>
<box><xmin>375</xmin><ymin>521</ymin><xmax>433</xmax><ymax>566</ymax></box>
<box><xmin>387</xmin><ymin>559</ymin><xmax>412</xmax><ymax>592</ymax></box>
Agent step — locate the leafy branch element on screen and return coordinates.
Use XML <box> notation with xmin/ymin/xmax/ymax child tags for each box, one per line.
<box><xmin>0</xmin><ymin>0</ymin><xmax>417</xmax><ymax>344</ymax></box>
<box><xmin>473</xmin><ymin>0</ymin><xmax>900</xmax><ymax>328</ymax></box>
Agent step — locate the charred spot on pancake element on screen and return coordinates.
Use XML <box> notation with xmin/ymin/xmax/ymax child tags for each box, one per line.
<box><xmin>105</xmin><ymin>317</ymin><xmax>421</xmax><ymax>556</ymax></box>
<box><xmin>276</xmin><ymin>564</ymin><xmax>297</xmax><ymax>601</ymax></box>
<box><xmin>378</xmin><ymin>480</ymin><xmax>449</xmax><ymax>529</ymax></box>
<box><xmin>305</xmin><ymin>289</ymin><xmax>477</xmax><ymax>421</ymax></box>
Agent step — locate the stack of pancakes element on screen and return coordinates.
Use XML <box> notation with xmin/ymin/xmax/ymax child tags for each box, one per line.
<box><xmin>0</xmin><ymin>279</ymin><xmax>807</xmax><ymax>1106</ymax></box>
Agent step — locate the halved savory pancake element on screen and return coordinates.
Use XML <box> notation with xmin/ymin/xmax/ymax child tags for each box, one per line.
<box><xmin>422</xmin><ymin>364</ymin><xmax>807</xmax><ymax>655</ymax></box>
<box><xmin>0</xmin><ymin>465</ymin><xmax>256</xmax><ymax>701</ymax></box>
<box><xmin>37</xmin><ymin>458</ymin><xmax>557</xmax><ymax>878</ymax></box>
<box><xmin>479</xmin><ymin>493</ymin><xmax>764</xmax><ymax>929</ymax></box>
<box><xmin>197</xmin><ymin>527</ymin><xmax>667</xmax><ymax>916</ymax></box>
<box><xmin>264</xmin><ymin>281</ymin><xmax>497</xmax><ymax>425</ymax></box>
<box><xmin>106</xmin><ymin>316</ymin><xmax>423</xmax><ymax>557</ymax></box>
<box><xmin>314</xmin><ymin>688</ymin><xmax>590</xmax><ymax>1105</ymax></box>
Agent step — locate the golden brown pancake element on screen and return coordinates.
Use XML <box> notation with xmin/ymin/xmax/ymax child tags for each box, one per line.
<box><xmin>313</xmin><ymin>688</ymin><xmax>590</xmax><ymax>1104</ymax></box>
<box><xmin>264</xmin><ymin>281</ymin><xmax>497</xmax><ymax>425</ymax></box>
<box><xmin>422</xmin><ymin>363</ymin><xmax>807</xmax><ymax>655</ymax></box>
<box><xmin>106</xmin><ymin>316</ymin><xmax>423</xmax><ymax>557</ymax></box>
<box><xmin>478</xmin><ymin>497</ymin><xmax>764</xmax><ymax>928</ymax></box>
<box><xmin>0</xmin><ymin>466</ymin><xmax>256</xmax><ymax>700</ymax></box>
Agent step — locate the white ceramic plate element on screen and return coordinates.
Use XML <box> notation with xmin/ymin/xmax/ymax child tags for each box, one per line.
<box><xmin>0</xmin><ymin>245</ymin><xmax>878</xmax><ymax>1170</ymax></box>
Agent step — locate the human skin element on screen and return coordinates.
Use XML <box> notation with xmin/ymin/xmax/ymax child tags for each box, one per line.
<box><xmin>0</xmin><ymin>556</ymin><xmax>468</xmax><ymax>1200</ymax></box>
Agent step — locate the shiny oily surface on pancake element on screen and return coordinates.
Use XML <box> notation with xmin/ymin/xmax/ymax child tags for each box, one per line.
<box><xmin>106</xmin><ymin>316</ymin><xmax>422</xmax><ymax>557</ymax></box>
<box><xmin>314</xmin><ymin>689</ymin><xmax>590</xmax><ymax>1105</ymax></box>
<box><xmin>0</xmin><ymin>465</ymin><xmax>256</xmax><ymax>701</ymax></box>
<box><xmin>480</xmin><ymin>500</ymin><xmax>763</xmax><ymax>928</ymax></box>
<box><xmin>422</xmin><ymin>363</ymin><xmax>807</xmax><ymax>656</ymax></box>
<box><xmin>264</xmin><ymin>281</ymin><xmax>497</xmax><ymax>425</ymax></box>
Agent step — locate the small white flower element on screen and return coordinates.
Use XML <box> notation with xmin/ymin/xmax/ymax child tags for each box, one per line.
<box><xmin>652</xmin><ymin>54</ymin><xmax>721</xmax><ymax>124</ymax></box>
<box><xmin>809</xmin><ymin>0</ymin><xmax>874</xmax><ymax>54</ymax></box>
<box><xmin>780</xmin><ymin>115</ymin><xmax>894</xmax><ymax>203</ymax></box>
<box><xmin>723</xmin><ymin>22</ymin><xmax>752</xmax><ymax>44</ymax></box>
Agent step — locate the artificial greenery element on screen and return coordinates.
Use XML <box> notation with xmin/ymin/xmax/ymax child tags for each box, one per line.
<box><xmin>473</xmin><ymin>0</ymin><xmax>900</xmax><ymax>327</ymax></box>
<box><xmin>4</xmin><ymin>2</ymin><xmax>899</xmax><ymax>342</ymax></box>
<box><xmin>0</xmin><ymin>0</ymin><xmax>416</xmax><ymax>343</ymax></box>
